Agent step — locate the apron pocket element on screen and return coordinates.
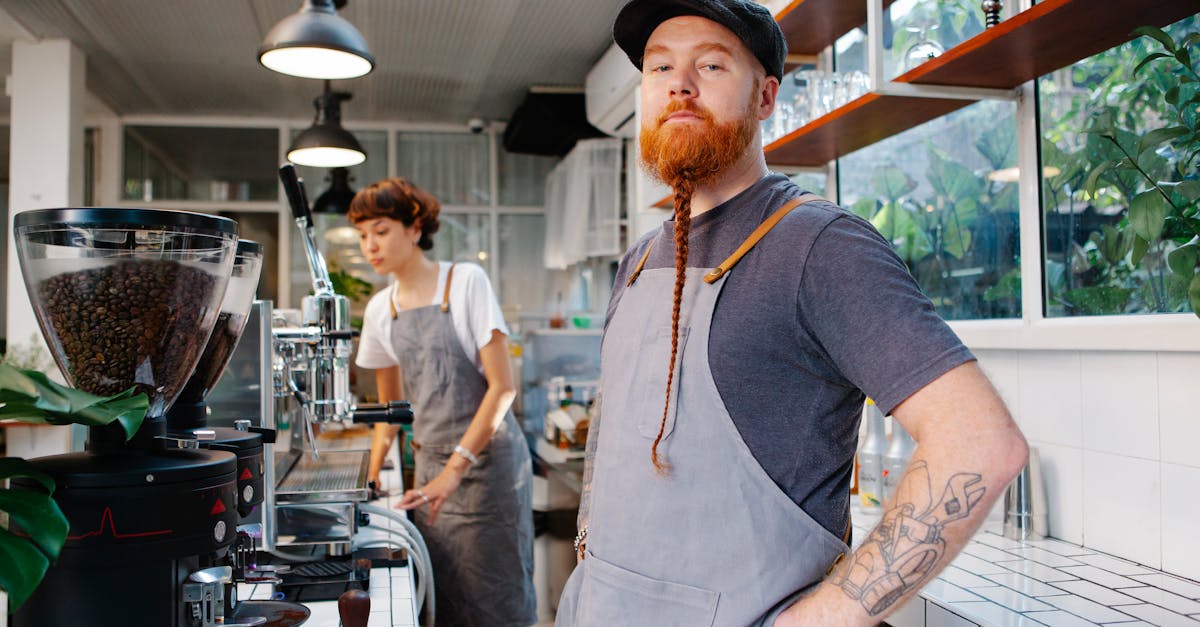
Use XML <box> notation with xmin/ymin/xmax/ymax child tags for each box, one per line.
<box><xmin>578</xmin><ymin>552</ymin><xmax>718</xmax><ymax>627</ymax></box>
<box><xmin>635</xmin><ymin>326</ymin><xmax>689</xmax><ymax>440</ymax></box>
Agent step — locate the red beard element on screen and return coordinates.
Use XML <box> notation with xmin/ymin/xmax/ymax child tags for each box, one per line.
<box><xmin>639</xmin><ymin>98</ymin><xmax>758</xmax><ymax>188</ymax></box>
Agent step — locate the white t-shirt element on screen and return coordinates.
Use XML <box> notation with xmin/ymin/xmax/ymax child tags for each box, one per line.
<box><xmin>356</xmin><ymin>261</ymin><xmax>509</xmax><ymax>374</ymax></box>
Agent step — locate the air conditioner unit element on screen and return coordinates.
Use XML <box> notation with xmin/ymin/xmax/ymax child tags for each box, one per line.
<box><xmin>584</xmin><ymin>43</ymin><xmax>641</xmax><ymax>138</ymax></box>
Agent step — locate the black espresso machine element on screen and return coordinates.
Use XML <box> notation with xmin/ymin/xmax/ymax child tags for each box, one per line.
<box><xmin>10</xmin><ymin>208</ymin><xmax>246</xmax><ymax>627</ymax></box>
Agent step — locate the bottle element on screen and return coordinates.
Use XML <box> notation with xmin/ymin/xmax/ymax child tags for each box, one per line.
<box><xmin>856</xmin><ymin>399</ymin><xmax>888</xmax><ymax>512</ymax></box>
<box><xmin>549</xmin><ymin>291</ymin><xmax>566</xmax><ymax>329</ymax></box>
<box><xmin>881</xmin><ymin>417</ymin><xmax>917</xmax><ymax>503</ymax></box>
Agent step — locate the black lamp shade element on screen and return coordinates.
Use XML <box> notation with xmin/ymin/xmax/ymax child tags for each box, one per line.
<box><xmin>288</xmin><ymin>124</ymin><xmax>366</xmax><ymax>168</ymax></box>
<box><xmin>313</xmin><ymin>168</ymin><xmax>357</xmax><ymax>214</ymax></box>
<box><xmin>258</xmin><ymin>0</ymin><xmax>375</xmax><ymax>80</ymax></box>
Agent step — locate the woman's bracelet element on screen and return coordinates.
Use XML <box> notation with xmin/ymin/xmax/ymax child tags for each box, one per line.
<box><xmin>453</xmin><ymin>445</ymin><xmax>480</xmax><ymax>465</ymax></box>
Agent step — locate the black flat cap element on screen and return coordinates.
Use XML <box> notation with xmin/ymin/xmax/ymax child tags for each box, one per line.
<box><xmin>613</xmin><ymin>0</ymin><xmax>787</xmax><ymax>80</ymax></box>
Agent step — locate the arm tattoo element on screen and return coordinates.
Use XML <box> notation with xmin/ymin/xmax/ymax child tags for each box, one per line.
<box><xmin>576</xmin><ymin>391</ymin><xmax>601</xmax><ymax>530</ymax></box>
<box><xmin>828</xmin><ymin>460</ymin><xmax>985</xmax><ymax>616</ymax></box>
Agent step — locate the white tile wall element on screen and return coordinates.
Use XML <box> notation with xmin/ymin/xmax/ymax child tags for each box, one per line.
<box><xmin>1083</xmin><ymin>450</ymin><xmax>1162</xmax><ymax>568</ymax></box>
<box><xmin>1080</xmin><ymin>351</ymin><xmax>1159</xmax><ymax>460</ymax></box>
<box><xmin>1033</xmin><ymin>443</ymin><xmax>1084</xmax><ymax>544</ymax></box>
<box><xmin>1162</xmin><ymin>463</ymin><xmax>1200</xmax><ymax>582</ymax></box>
<box><xmin>1016</xmin><ymin>351</ymin><xmax>1081</xmax><ymax>447</ymax></box>
<box><xmin>1157</xmin><ymin>352</ymin><xmax>1200</xmax><ymax>469</ymax></box>
<box><xmin>971</xmin><ymin>347</ymin><xmax>1200</xmax><ymax>583</ymax></box>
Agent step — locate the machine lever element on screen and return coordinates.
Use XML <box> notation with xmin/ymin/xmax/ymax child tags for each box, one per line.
<box><xmin>351</xmin><ymin>401</ymin><xmax>414</xmax><ymax>425</ymax></box>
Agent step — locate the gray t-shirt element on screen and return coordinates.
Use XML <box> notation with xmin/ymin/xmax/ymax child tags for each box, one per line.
<box><xmin>606</xmin><ymin>173</ymin><xmax>974</xmax><ymax>537</ymax></box>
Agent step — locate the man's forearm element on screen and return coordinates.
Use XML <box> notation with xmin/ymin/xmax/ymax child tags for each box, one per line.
<box><xmin>778</xmin><ymin>428</ymin><xmax>1027</xmax><ymax>626</ymax></box>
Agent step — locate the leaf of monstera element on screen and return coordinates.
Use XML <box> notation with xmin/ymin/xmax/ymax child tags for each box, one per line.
<box><xmin>1128</xmin><ymin>190</ymin><xmax>1170</xmax><ymax>242</ymax></box>
<box><xmin>0</xmin><ymin>457</ymin><xmax>69</xmax><ymax>613</ymax></box>
<box><xmin>0</xmin><ymin>365</ymin><xmax>147</xmax><ymax>440</ymax></box>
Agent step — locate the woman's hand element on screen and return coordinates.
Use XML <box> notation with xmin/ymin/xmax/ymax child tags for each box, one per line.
<box><xmin>395</xmin><ymin>459</ymin><xmax>468</xmax><ymax>524</ymax></box>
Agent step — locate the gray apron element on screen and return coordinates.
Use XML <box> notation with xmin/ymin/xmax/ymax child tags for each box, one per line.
<box><xmin>390</xmin><ymin>265</ymin><xmax>536</xmax><ymax>627</ymax></box>
<box><xmin>557</xmin><ymin>196</ymin><xmax>849</xmax><ymax>627</ymax></box>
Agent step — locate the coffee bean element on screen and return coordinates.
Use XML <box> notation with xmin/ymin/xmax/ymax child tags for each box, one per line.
<box><xmin>36</xmin><ymin>259</ymin><xmax>220</xmax><ymax>409</ymax></box>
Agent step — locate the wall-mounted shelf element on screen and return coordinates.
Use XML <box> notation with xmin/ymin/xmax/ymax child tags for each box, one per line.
<box><xmin>652</xmin><ymin>0</ymin><xmax>1198</xmax><ymax>203</ymax></box>
<box><xmin>776</xmin><ymin>0</ymin><xmax>898</xmax><ymax>56</ymax></box>
<box><xmin>902</xmin><ymin>0</ymin><xmax>1199</xmax><ymax>89</ymax></box>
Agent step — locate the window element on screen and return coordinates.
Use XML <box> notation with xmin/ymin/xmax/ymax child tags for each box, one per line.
<box><xmin>1038</xmin><ymin>15</ymin><xmax>1200</xmax><ymax>317</ymax></box>
<box><xmin>396</xmin><ymin>132</ymin><xmax>490</xmax><ymax>205</ymax></box>
<box><xmin>122</xmin><ymin>126</ymin><xmax>277</xmax><ymax>201</ymax></box>
<box><xmin>838</xmin><ymin>99</ymin><xmax>1021</xmax><ymax>320</ymax></box>
<box><xmin>499</xmin><ymin>150</ymin><xmax>559</xmax><ymax>206</ymax></box>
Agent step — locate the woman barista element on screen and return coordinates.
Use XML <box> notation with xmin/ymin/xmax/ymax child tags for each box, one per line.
<box><xmin>350</xmin><ymin>177</ymin><xmax>536</xmax><ymax>627</ymax></box>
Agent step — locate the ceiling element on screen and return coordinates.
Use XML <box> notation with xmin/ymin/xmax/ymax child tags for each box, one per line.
<box><xmin>0</xmin><ymin>0</ymin><xmax>629</xmax><ymax>126</ymax></box>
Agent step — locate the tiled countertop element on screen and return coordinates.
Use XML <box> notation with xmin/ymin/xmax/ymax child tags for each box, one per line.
<box><xmin>849</xmin><ymin>505</ymin><xmax>1200</xmax><ymax>626</ymax></box>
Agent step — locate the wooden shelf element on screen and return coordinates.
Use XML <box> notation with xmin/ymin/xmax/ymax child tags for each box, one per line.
<box><xmin>900</xmin><ymin>0</ymin><xmax>1199</xmax><ymax>89</ymax></box>
<box><xmin>765</xmin><ymin>92</ymin><xmax>970</xmax><ymax>167</ymax></box>
<box><xmin>652</xmin><ymin>0</ymin><xmax>1199</xmax><ymax>185</ymax></box>
<box><xmin>776</xmin><ymin>0</ymin><xmax>898</xmax><ymax>56</ymax></box>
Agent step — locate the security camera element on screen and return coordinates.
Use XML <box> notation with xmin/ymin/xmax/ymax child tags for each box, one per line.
<box><xmin>468</xmin><ymin>117</ymin><xmax>486</xmax><ymax>134</ymax></box>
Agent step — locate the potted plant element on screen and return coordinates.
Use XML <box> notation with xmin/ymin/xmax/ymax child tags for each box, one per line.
<box><xmin>0</xmin><ymin>364</ymin><xmax>147</xmax><ymax>613</ymax></box>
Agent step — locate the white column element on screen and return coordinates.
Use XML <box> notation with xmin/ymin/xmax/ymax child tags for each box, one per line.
<box><xmin>6</xmin><ymin>39</ymin><xmax>86</xmax><ymax>357</ymax></box>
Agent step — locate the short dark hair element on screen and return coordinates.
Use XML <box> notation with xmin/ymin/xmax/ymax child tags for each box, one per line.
<box><xmin>348</xmin><ymin>177</ymin><xmax>441</xmax><ymax>251</ymax></box>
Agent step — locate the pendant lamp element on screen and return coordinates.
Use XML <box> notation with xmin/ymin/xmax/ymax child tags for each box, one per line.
<box><xmin>313</xmin><ymin>167</ymin><xmax>357</xmax><ymax>214</ymax></box>
<box><xmin>259</xmin><ymin>0</ymin><xmax>375</xmax><ymax>80</ymax></box>
<box><xmin>288</xmin><ymin>81</ymin><xmax>367</xmax><ymax>168</ymax></box>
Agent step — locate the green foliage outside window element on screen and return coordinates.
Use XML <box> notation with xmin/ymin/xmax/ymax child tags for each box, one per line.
<box><xmin>1041</xmin><ymin>16</ymin><xmax>1200</xmax><ymax>317</ymax></box>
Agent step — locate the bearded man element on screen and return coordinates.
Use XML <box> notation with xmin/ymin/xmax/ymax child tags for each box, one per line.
<box><xmin>554</xmin><ymin>1</ymin><xmax>1028</xmax><ymax>626</ymax></box>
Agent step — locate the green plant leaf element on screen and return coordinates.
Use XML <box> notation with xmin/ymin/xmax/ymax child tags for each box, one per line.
<box><xmin>1128</xmin><ymin>189</ymin><xmax>1170</xmax><ymax>241</ymax></box>
<box><xmin>1138</xmin><ymin>126</ymin><xmax>1189</xmax><ymax>156</ymax></box>
<box><xmin>1133</xmin><ymin>52</ymin><xmax>1172</xmax><ymax>76</ymax></box>
<box><xmin>1175</xmin><ymin>180</ymin><xmax>1200</xmax><ymax>202</ymax></box>
<box><xmin>1063</xmin><ymin>286</ymin><xmax>1134</xmax><ymax>315</ymax></box>
<box><xmin>1132</xmin><ymin>235</ymin><xmax>1150</xmax><ymax>266</ymax></box>
<box><xmin>870</xmin><ymin>167</ymin><xmax>917</xmax><ymax>201</ymax></box>
<box><xmin>1168</xmin><ymin>241</ymin><xmax>1199</xmax><ymax>277</ymax></box>
<box><xmin>0</xmin><ymin>364</ymin><xmax>148</xmax><ymax>440</ymax></box>
<box><xmin>0</xmin><ymin>528</ymin><xmax>52</xmax><ymax>613</ymax></box>
<box><xmin>1085</xmin><ymin>161</ymin><xmax>1113</xmax><ymax>198</ymax></box>
<box><xmin>1191</xmin><ymin>273</ymin><xmax>1200</xmax><ymax>319</ymax></box>
<box><xmin>0</xmin><ymin>489</ymin><xmax>67</xmax><ymax>562</ymax></box>
<box><xmin>1176</xmin><ymin>47</ymin><xmax>1192</xmax><ymax>70</ymax></box>
<box><xmin>1132</xmin><ymin>25</ymin><xmax>1176</xmax><ymax>54</ymax></box>
<box><xmin>850</xmin><ymin>197</ymin><xmax>878</xmax><ymax>220</ymax></box>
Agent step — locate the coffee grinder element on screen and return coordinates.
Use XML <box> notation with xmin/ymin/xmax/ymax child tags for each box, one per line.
<box><xmin>167</xmin><ymin>239</ymin><xmax>268</xmax><ymax>519</ymax></box>
<box><xmin>11</xmin><ymin>208</ymin><xmax>240</xmax><ymax>627</ymax></box>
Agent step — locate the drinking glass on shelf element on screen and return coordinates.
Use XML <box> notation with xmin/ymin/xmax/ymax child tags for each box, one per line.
<box><xmin>844</xmin><ymin>70</ymin><xmax>870</xmax><ymax>102</ymax></box>
<box><xmin>904</xmin><ymin>21</ymin><xmax>944</xmax><ymax>71</ymax></box>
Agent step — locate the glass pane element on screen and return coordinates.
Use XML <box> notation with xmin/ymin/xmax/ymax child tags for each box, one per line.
<box><xmin>397</xmin><ymin>132</ymin><xmax>490</xmax><ymax>205</ymax></box>
<box><xmin>1039</xmin><ymin>15</ymin><xmax>1200</xmax><ymax>317</ymax></box>
<box><xmin>833</xmin><ymin>0</ymin><xmax>987</xmax><ymax>81</ymax></box>
<box><xmin>122</xmin><ymin>126</ymin><xmax>277</xmax><ymax>201</ymax></box>
<box><xmin>289</xmin><ymin>212</ymin><xmax>388</xmax><ymax>310</ymax></box>
<box><xmin>498</xmin><ymin>149</ymin><xmax>559</xmax><ymax>206</ymax></box>
<box><xmin>790</xmin><ymin>172</ymin><xmax>828</xmax><ymax>198</ymax></box>
<box><xmin>290</xmin><ymin>129</ymin><xmax>389</xmax><ymax>212</ymax></box>
<box><xmin>432</xmin><ymin>212</ymin><xmax>492</xmax><ymax>267</ymax></box>
<box><xmin>498</xmin><ymin>214</ymin><xmax>548</xmax><ymax>312</ymax></box>
<box><xmin>838</xmin><ymin>99</ymin><xmax>1021</xmax><ymax>320</ymax></box>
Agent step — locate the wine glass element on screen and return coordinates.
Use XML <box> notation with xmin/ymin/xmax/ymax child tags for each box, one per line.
<box><xmin>904</xmin><ymin>20</ymin><xmax>944</xmax><ymax>71</ymax></box>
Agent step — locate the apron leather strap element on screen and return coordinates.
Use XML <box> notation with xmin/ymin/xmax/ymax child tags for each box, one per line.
<box><xmin>441</xmin><ymin>263</ymin><xmax>455</xmax><ymax>313</ymax></box>
<box><xmin>389</xmin><ymin>263</ymin><xmax>457</xmax><ymax>318</ymax></box>
<box><xmin>703</xmin><ymin>193</ymin><xmax>825</xmax><ymax>284</ymax></box>
<box><xmin>626</xmin><ymin>241</ymin><xmax>655</xmax><ymax>286</ymax></box>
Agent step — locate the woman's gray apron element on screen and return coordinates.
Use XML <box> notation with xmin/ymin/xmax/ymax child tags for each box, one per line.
<box><xmin>556</xmin><ymin>196</ymin><xmax>849</xmax><ymax>627</ymax></box>
<box><xmin>391</xmin><ymin>267</ymin><xmax>536</xmax><ymax>627</ymax></box>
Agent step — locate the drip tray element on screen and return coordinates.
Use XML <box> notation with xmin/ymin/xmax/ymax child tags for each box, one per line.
<box><xmin>275</xmin><ymin>450</ymin><xmax>369</xmax><ymax>503</ymax></box>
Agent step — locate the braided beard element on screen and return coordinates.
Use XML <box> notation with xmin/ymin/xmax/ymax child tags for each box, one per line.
<box><xmin>638</xmin><ymin>97</ymin><xmax>758</xmax><ymax>474</ymax></box>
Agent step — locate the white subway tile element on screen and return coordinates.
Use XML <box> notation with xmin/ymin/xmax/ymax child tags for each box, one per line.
<box><xmin>1036</xmin><ymin>443</ymin><xmax>1084</xmax><ymax>544</ymax></box>
<box><xmin>1051</xmin><ymin>579</ymin><xmax>1141</xmax><ymax>606</ymax></box>
<box><xmin>968</xmin><ymin>585</ymin><xmax>1055</xmax><ymax>612</ymax></box>
<box><xmin>1123</xmin><ymin>585</ymin><xmax>1200</xmax><ymax>615</ymax></box>
<box><xmin>1040</xmin><ymin>594</ymin><xmax>1137</xmax><ymax>623</ymax></box>
<box><xmin>998</xmin><ymin>559</ymin><xmax>1079</xmax><ymax>583</ymax></box>
<box><xmin>974</xmin><ymin>350</ymin><xmax>1021</xmax><ymax>420</ymax></box>
<box><xmin>1071</xmin><ymin>552</ymin><xmax>1155</xmax><ymax>576</ymax></box>
<box><xmin>1130</xmin><ymin>573</ymin><xmax>1200</xmax><ymax>601</ymax></box>
<box><xmin>981</xmin><ymin>571</ymin><xmax>1071</xmax><ymax>598</ymax></box>
<box><xmin>1162</xmin><ymin>463</ymin><xmax>1200</xmax><ymax>582</ymax></box>
<box><xmin>1116</xmin><ymin>603</ymin><xmax>1200</xmax><ymax>626</ymax></box>
<box><xmin>1080</xmin><ymin>352</ymin><xmax>1159</xmax><ymax>459</ymax></box>
<box><xmin>1157</xmin><ymin>353</ymin><xmax>1200</xmax><ymax>469</ymax></box>
<box><xmin>1022</xmin><ymin>610</ymin><xmax>1102</xmax><ymax>627</ymax></box>
<box><xmin>1059</xmin><ymin>565</ymin><xmax>1148</xmax><ymax>589</ymax></box>
<box><xmin>1082</xmin><ymin>451</ymin><xmax>1161</xmax><ymax>568</ymax></box>
<box><xmin>1017</xmin><ymin>351</ymin><xmax>1082</xmax><ymax>447</ymax></box>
